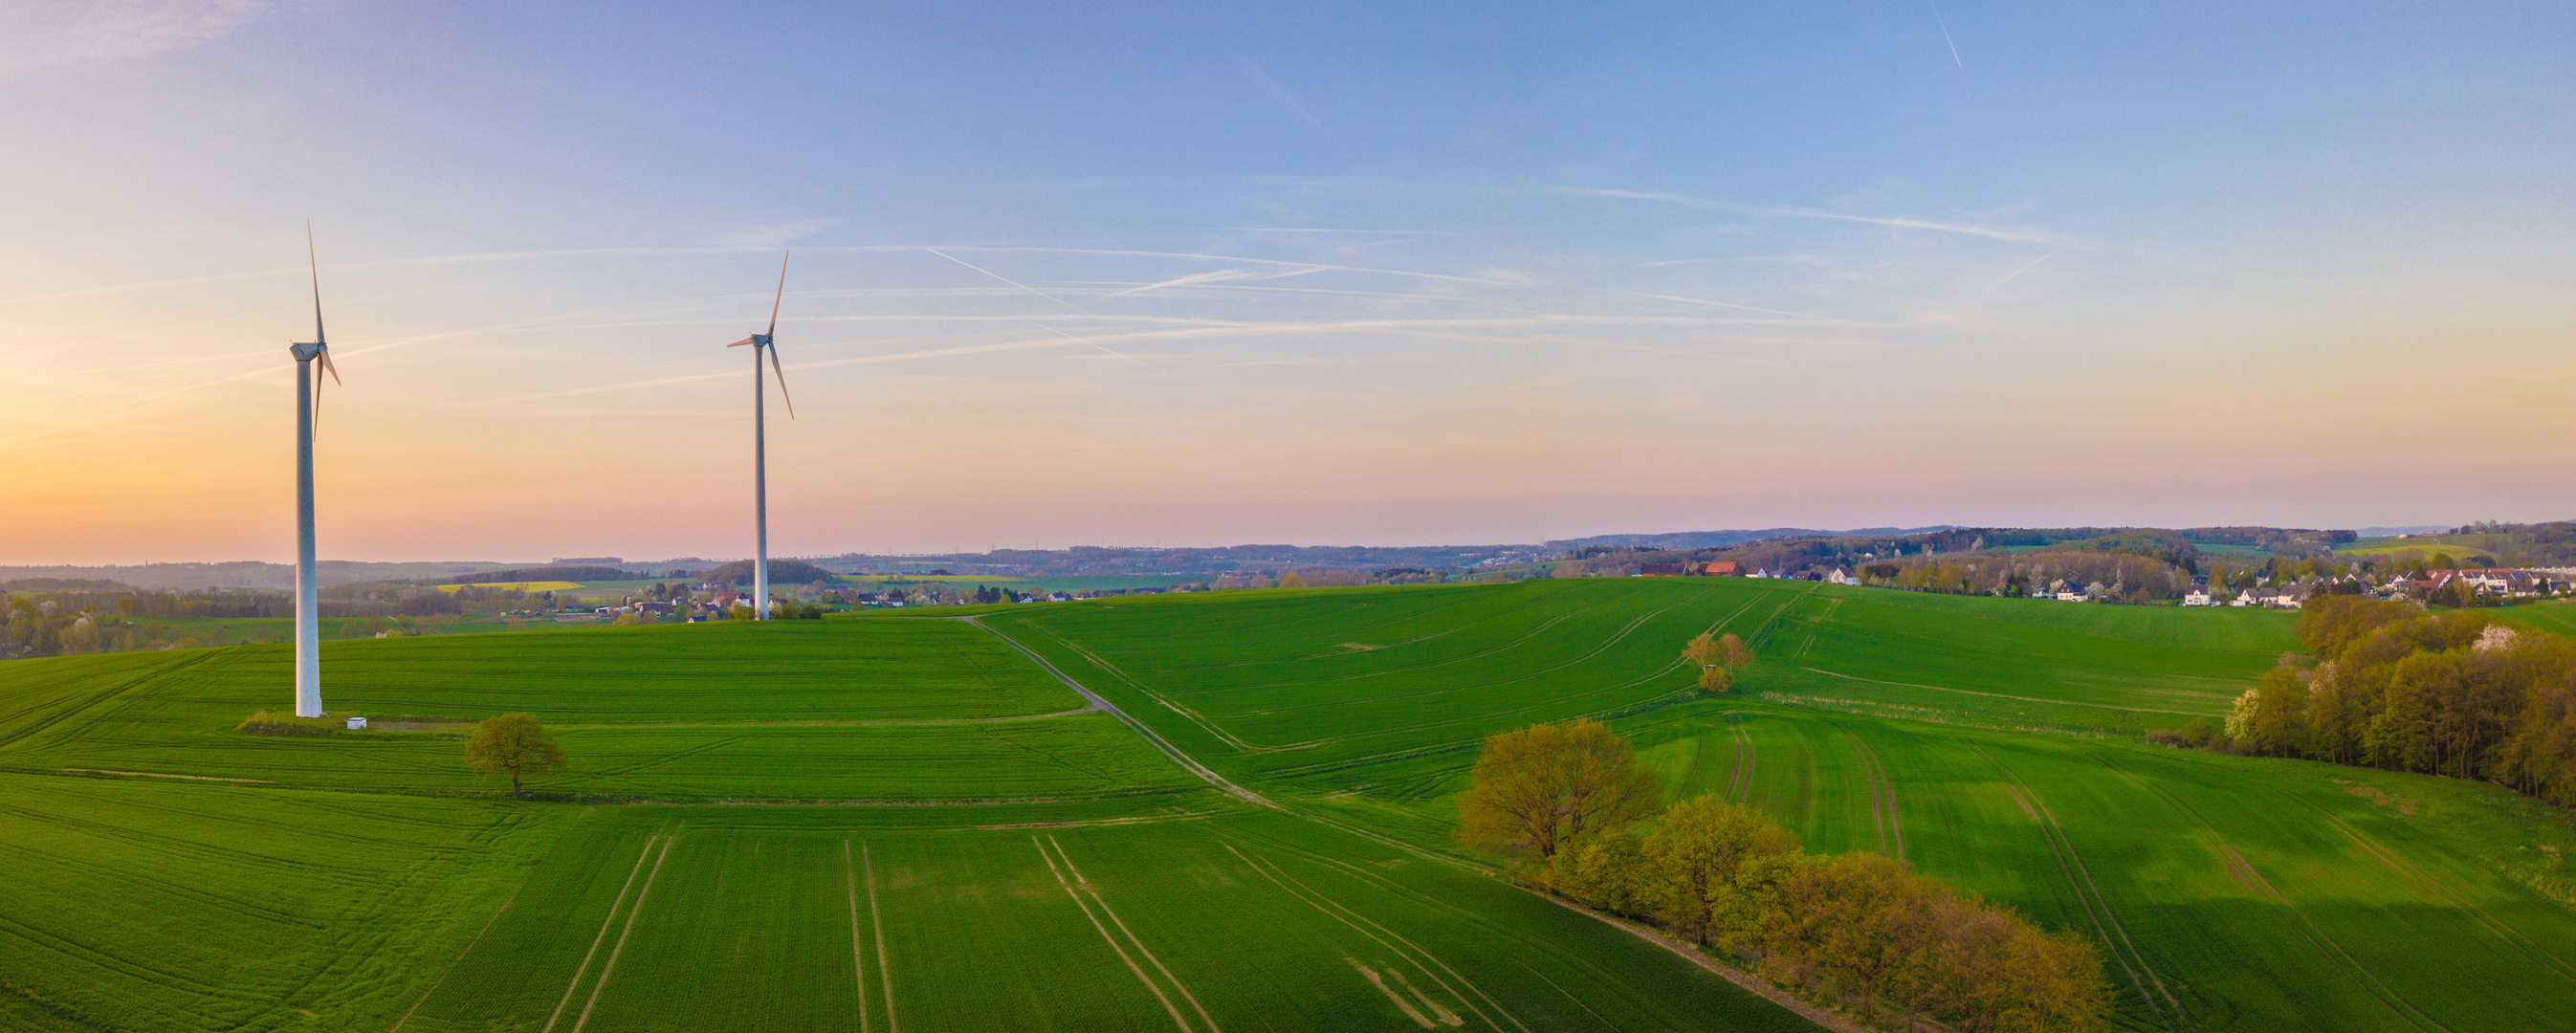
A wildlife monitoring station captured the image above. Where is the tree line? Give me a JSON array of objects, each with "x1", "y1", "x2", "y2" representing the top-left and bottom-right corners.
[
  {"x1": 2165, "y1": 595, "x2": 2576, "y2": 806},
  {"x1": 1455, "y1": 720, "x2": 2110, "y2": 1032}
]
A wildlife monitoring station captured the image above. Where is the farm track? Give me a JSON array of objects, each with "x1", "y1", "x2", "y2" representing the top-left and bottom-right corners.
[
  {"x1": 1971, "y1": 748, "x2": 2187, "y2": 1031},
  {"x1": 968, "y1": 618, "x2": 1273, "y2": 808}
]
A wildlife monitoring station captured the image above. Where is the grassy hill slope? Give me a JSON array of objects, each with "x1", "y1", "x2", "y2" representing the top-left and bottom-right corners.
[{"x1": 1, "y1": 579, "x2": 2571, "y2": 1031}]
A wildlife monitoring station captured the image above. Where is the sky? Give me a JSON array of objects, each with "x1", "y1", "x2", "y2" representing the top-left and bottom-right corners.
[{"x1": 2, "y1": 0, "x2": 2570, "y2": 564}]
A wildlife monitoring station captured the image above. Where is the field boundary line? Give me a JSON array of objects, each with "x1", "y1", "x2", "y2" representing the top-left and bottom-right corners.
[
  {"x1": 845, "y1": 842, "x2": 870, "y2": 1033},
  {"x1": 568, "y1": 832, "x2": 676, "y2": 1033},
  {"x1": 1050, "y1": 835, "x2": 1221, "y2": 1033},
  {"x1": 386, "y1": 888, "x2": 521, "y2": 1033},
  {"x1": 1802, "y1": 667, "x2": 2209, "y2": 716},
  {"x1": 1035, "y1": 835, "x2": 1196, "y2": 1032},
  {"x1": 866, "y1": 843, "x2": 897, "y2": 1033},
  {"x1": 1225, "y1": 844, "x2": 1527, "y2": 1033},
  {"x1": 1970, "y1": 748, "x2": 2184, "y2": 1030},
  {"x1": 968, "y1": 618, "x2": 1274, "y2": 808},
  {"x1": 542, "y1": 834, "x2": 660, "y2": 1033}
]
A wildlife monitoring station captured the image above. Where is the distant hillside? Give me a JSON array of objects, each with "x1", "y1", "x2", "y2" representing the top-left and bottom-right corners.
[
  {"x1": 702, "y1": 559, "x2": 837, "y2": 585},
  {"x1": 442, "y1": 565, "x2": 641, "y2": 585},
  {"x1": 1542, "y1": 527, "x2": 1958, "y2": 551}
]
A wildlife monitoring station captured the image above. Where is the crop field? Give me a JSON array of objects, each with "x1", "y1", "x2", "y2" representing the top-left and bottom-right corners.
[
  {"x1": 2, "y1": 577, "x2": 2572, "y2": 1031},
  {"x1": 434, "y1": 580, "x2": 584, "y2": 593},
  {"x1": 2499, "y1": 601, "x2": 2576, "y2": 638},
  {"x1": 1634, "y1": 705, "x2": 2576, "y2": 1032},
  {"x1": 394, "y1": 806, "x2": 1818, "y2": 1033}
]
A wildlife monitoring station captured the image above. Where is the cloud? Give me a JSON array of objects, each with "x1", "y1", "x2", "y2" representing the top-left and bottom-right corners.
[
  {"x1": 0, "y1": 0, "x2": 300, "y2": 74},
  {"x1": 714, "y1": 218, "x2": 840, "y2": 250},
  {"x1": 1529, "y1": 185, "x2": 2069, "y2": 246}
]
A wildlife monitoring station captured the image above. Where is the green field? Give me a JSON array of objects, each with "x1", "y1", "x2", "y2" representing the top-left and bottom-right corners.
[{"x1": 2, "y1": 579, "x2": 2572, "y2": 1031}]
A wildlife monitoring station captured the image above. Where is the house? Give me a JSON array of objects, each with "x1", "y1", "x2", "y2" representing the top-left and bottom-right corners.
[
  {"x1": 2182, "y1": 584, "x2": 2213, "y2": 606},
  {"x1": 2054, "y1": 584, "x2": 2084, "y2": 602},
  {"x1": 1696, "y1": 561, "x2": 1739, "y2": 576},
  {"x1": 1825, "y1": 567, "x2": 1858, "y2": 586}
]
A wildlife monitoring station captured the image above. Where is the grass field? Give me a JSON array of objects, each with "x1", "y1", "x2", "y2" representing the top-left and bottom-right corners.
[{"x1": 1, "y1": 578, "x2": 2572, "y2": 1031}]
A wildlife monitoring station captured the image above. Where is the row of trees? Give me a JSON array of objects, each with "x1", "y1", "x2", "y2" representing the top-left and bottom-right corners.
[
  {"x1": 1455, "y1": 720, "x2": 2109, "y2": 1032},
  {"x1": 2183, "y1": 596, "x2": 2576, "y2": 805}
]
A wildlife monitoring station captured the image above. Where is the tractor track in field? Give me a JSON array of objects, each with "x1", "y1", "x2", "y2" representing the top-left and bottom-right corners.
[
  {"x1": 844, "y1": 841, "x2": 898, "y2": 1033},
  {"x1": 1838, "y1": 728, "x2": 1904, "y2": 864},
  {"x1": 567, "y1": 831, "x2": 675, "y2": 1033},
  {"x1": 2308, "y1": 805, "x2": 2576, "y2": 984},
  {"x1": 1037, "y1": 835, "x2": 1217, "y2": 1033},
  {"x1": 2100, "y1": 761, "x2": 2455, "y2": 1033},
  {"x1": 1727, "y1": 719, "x2": 1756, "y2": 805},
  {"x1": 1799, "y1": 667, "x2": 2212, "y2": 716},
  {"x1": 0, "y1": 650, "x2": 223, "y2": 751},
  {"x1": 1225, "y1": 844, "x2": 1527, "y2": 1033},
  {"x1": 1971, "y1": 747, "x2": 2188, "y2": 1031},
  {"x1": 543, "y1": 833, "x2": 662, "y2": 1033},
  {"x1": 386, "y1": 888, "x2": 520, "y2": 1033}
]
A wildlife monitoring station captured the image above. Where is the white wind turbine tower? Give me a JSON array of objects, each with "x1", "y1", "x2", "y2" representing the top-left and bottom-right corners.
[
  {"x1": 288, "y1": 227, "x2": 342, "y2": 716},
  {"x1": 726, "y1": 253, "x2": 796, "y2": 620}
]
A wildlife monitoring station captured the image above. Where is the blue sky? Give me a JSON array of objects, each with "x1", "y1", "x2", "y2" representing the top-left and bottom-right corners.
[{"x1": 2, "y1": 1, "x2": 2569, "y2": 562}]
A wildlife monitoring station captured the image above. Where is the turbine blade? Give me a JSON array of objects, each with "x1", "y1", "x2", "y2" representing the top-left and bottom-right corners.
[
  {"x1": 318, "y1": 347, "x2": 342, "y2": 385},
  {"x1": 767, "y1": 345, "x2": 795, "y2": 419},
  {"x1": 726, "y1": 337, "x2": 757, "y2": 347},
  {"x1": 311, "y1": 363, "x2": 324, "y2": 441},
  {"x1": 306, "y1": 221, "x2": 325, "y2": 345},
  {"x1": 766, "y1": 250, "x2": 789, "y2": 338}
]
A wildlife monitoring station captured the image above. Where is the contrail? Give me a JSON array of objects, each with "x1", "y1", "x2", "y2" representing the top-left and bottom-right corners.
[
  {"x1": 1241, "y1": 60, "x2": 1335, "y2": 143},
  {"x1": 1930, "y1": 1, "x2": 1963, "y2": 67},
  {"x1": 923, "y1": 249, "x2": 1172, "y2": 373}
]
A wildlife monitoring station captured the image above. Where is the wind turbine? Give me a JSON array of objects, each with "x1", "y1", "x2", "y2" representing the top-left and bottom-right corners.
[
  {"x1": 727, "y1": 252, "x2": 795, "y2": 620},
  {"x1": 288, "y1": 226, "x2": 341, "y2": 716}
]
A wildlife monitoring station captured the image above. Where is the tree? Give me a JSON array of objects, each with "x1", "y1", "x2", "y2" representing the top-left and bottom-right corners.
[
  {"x1": 1721, "y1": 632, "x2": 1751, "y2": 671},
  {"x1": 1455, "y1": 719, "x2": 1661, "y2": 860},
  {"x1": 465, "y1": 714, "x2": 567, "y2": 797},
  {"x1": 1641, "y1": 794, "x2": 1802, "y2": 946},
  {"x1": 1684, "y1": 633, "x2": 1728, "y2": 692},
  {"x1": 1277, "y1": 572, "x2": 1306, "y2": 588}
]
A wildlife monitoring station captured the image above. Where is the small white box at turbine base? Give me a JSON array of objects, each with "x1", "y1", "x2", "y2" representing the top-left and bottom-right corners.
[{"x1": 345, "y1": 716, "x2": 367, "y2": 730}]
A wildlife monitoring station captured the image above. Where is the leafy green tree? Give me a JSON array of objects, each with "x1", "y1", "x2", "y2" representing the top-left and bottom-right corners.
[
  {"x1": 465, "y1": 714, "x2": 567, "y2": 797},
  {"x1": 1640, "y1": 794, "x2": 1802, "y2": 946},
  {"x1": 1455, "y1": 719, "x2": 1661, "y2": 860}
]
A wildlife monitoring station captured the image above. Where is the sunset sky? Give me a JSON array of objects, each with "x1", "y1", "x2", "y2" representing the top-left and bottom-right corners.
[{"x1": 3, "y1": 1, "x2": 2570, "y2": 564}]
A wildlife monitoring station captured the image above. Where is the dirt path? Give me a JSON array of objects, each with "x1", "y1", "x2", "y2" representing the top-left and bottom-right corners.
[
  {"x1": 865, "y1": 843, "x2": 897, "y2": 1033},
  {"x1": 967, "y1": 618, "x2": 1273, "y2": 808}
]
